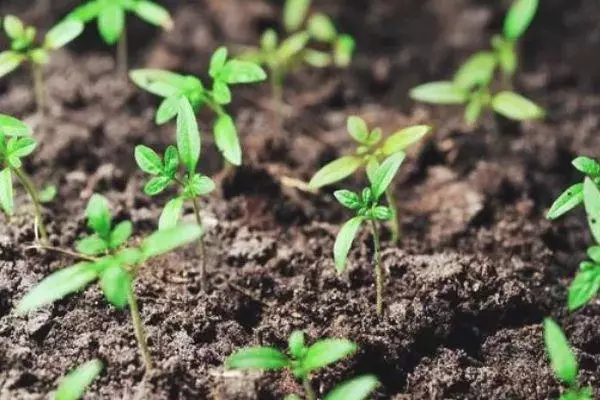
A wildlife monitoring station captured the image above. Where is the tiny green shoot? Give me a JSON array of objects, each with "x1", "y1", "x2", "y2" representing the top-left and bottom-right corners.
[
  {"x1": 226, "y1": 330, "x2": 358, "y2": 400},
  {"x1": 135, "y1": 97, "x2": 214, "y2": 289},
  {"x1": 310, "y1": 116, "x2": 430, "y2": 243},
  {"x1": 0, "y1": 15, "x2": 84, "y2": 117},
  {"x1": 333, "y1": 152, "x2": 406, "y2": 316},
  {"x1": 54, "y1": 359, "x2": 103, "y2": 400},
  {"x1": 17, "y1": 194, "x2": 202, "y2": 373},
  {"x1": 130, "y1": 47, "x2": 266, "y2": 166},
  {"x1": 67, "y1": 0, "x2": 173, "y2": 75},
  {"x1": 543, "y1": 318, "x2": 593, "y2": 400}
]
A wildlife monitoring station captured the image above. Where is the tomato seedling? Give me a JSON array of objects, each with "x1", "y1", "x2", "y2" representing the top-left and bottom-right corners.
[
  {"x1": 17, "y1": 194, "x2": 202, "y2": 373},
  {"x1": 54, "y1": 359, "x2": 103, "y2": 400},
  {"x1": 130, "y1": 47, "x2": 266, "y2": 166},
  {"x1": 333, "y1": 152, "x2": 405, "y2": 316},
  {"x1": 226, "y1": 330, "x2": 360, "y2": 400},
  {"x1": 309, "y1": 116, "x2": 430, "y2": 243},
  {"x1": 0, "y1": 15, "x2": 83, "y2": 117},
  {"x1": 67, "y1": 0, "x2": 173, "y2": 75}
]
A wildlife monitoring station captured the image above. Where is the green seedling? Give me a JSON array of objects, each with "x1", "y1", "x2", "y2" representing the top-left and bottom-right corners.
[
  {"x1": 409, "y1": 0, "x2": 544, "y2": 126},
  {"x1": 135, "y1": 97, "x2": 214, "y2": 289},
  {"x1": 284, "y1": 375, "x2": 379, "y2": 400},
  {"x1": 242, "y1": 0, "x2": 355, "y2": 125},
  {"x1": 0, "y1": 114, "x2": 56, "y2": 243},
  {"x1": 333, "y1": 152, "x2": 405, "y2": 316},
  {"x1": 67, "y1": 0, "x2": 173, "y2": 75},
  {"x1": 547, "y1": 157, "x2": 600, "y2": 220},
  {"x1": 54, "y1": 359, "x2": 103, "y2": 400},
  {"x1": 309, "y1": 116, "x2": 430, "y2": 243},
  {"x1": 130, "y1": 47, "x2": 266, "y2": 166},
  {"x1": 0, "y1": 15, "x2": 83, "y2": 117},
  {"x1": 16, "y1": 194, "x2": 202, "y2": 373},
  {"x1": 544, "y1": 318, "x2": 593, "y2": 400},
  {"x1": 226, "y1": 330, "x2": 358, "y2": 400}
]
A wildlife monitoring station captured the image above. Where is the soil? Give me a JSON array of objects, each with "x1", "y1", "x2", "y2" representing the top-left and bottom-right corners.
[{"x1": 1, "y1": 0, "x2": 600, "y2": 399}]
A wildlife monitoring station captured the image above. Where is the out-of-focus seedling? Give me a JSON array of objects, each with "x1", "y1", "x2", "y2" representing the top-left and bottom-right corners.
[
  {"x1": 284, "y1": 375, "x2": 379, "y2": 400},
  {"x1": 409, "y1": 0, "x2": 544, "y2": 126},
  {"x1": 130, "y1": 47, "x2": 266, "y2": 166},
  {"x1": 0, "y1": 114, "x2": 54, "y2": 243},
  {"x1": 226, "y1": 330, "x2": 358, "y2": 400},
  {"x1": 67, "y1": 0, "x2": 173, "y2": 75},
  {"x1": 0, "y1": 15, "x2": 83, "y2": 117},
  {"x1": 17, "y1": 194, "x2": 202, "y2": 373},
  {"x1": 242, "y1": 0, "x2": 355, "y2": 126},
  {"x1": 54, "y1": 359, "x2": 103, "y2": 400},
  {"x1": 544, "y1": 318, "x2": 593, "y2": 400},
  {"x1": 333, "y1": 153, "x2": 405, "y2": 316},
  {"x1": 135, "y1": 98, "x2": 215, "y2": 289},
  {"x1": 309, "y1": 116, "x2": 430, "y2": 243}
]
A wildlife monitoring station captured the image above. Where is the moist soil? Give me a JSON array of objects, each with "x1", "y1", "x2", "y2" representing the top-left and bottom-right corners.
[{"x1": 1, "y1": 0, "x2": 600, "y2": 399}]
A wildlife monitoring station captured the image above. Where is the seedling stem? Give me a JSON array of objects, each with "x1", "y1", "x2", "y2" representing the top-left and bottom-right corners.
[
  {"x1": 32, "y1": 63, "x2": 46, "y2": 118},
  {"x1": 118, "y1": 28, "x2": 128, "y2": 78},
  {"x1": 369, "y1": 219, "x2": 383, "y2": 317},
  {"x1": 191, "y1": 196, "x2": 207, "y2": 289},
  {"x1": 303, "y1": 378, "x2": 317, "y2": 400},
  {"x1": 13, "y1": 167, "x2": 48, "y2": 243},
  {"x1": 128, "y1": 285, "x2": 153, "y2": 372}
]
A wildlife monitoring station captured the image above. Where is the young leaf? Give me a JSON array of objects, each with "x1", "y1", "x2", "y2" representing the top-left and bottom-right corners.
[
  {"x1": 277, "y1": 32, "x2": 311, "y2": 61},
  {"x1": 132, "y1": 1, "x2": 173, "y2": 29},
  {"x1": 86, "y1": 194, "x2": 112, "y2": 238},
  {"x1": 464, "y1": 97, "x2": 485, "y2": 125},
  {"x1": 135, "y1": 145, "x2": 163, "y2": 175},
  {"x1": 0, "y1": 114, "x2": 30, "y2": 136},
  {"x1": 141, "y1": 224, "x2": 202, "y2": 259},
  {"x1": 39, "y1": 185, "x2": 57, "y2": 203},
  {"x1": 583, "y1": 178, "x2": 600, "y2": 244},
  {"x1": 187, "y1": 174, "x2": 216, "y2": 197},
  {"x1": 284, "y1": 0, "x2": 311, "y2": 32},
  {"x1": 304, "y1": 49, "x2": 332, "y2": 67},
  {"x1": 546, "y1": 183, "x2": 584, "y2": 220},
  {"x1": 16, "y1": 263, "x2": 99, "y2": 314},
  {"x1": 209, "y1": 47, "x2": 228, "y2": 78},
  {"x1": 491, "y1": 91, "x2": 545, "y2": 121},
  {"x1": 76, "y1": 235, "x2": 109, "y2": 256},
  {"x1": 0, "y1": 51, "x2": 24, "y2": 78},
  {"x1": 334, "y1": 190, "x2": 361, "y2": 209},
  {"x1": 220, "y1": 60, "x2": 267, "y2": 84},
  {"x1": 4, "y1": 15, "x2": 24, "y2": 39},
  {"x1": 0, "y1": 168, "x2": 14, "y2": 216},
  {"x1": 369, "y1": 152, "x2": 406, "y2": 200},
  {"x1": 588, "y1": 246, "x2": 600, "y2": 264},
  {"x1": 334, "y1": 216, "x2": 364, "y2": 273},
  {"x1": 158, "y1": 196, "x2": 184, "y2": 231},
  {"x1": 214, "y1": 114, "x2": 242, "y2": 166},
  {"x1": 307, "y1": 13, "x2": 337, "y2": 42},
  {"x1": 333, "y1": 34, "x2": 355, "y2": 67},
  {"x1": 54, "y1": 359, "x2": 103, "y2": 400},
  {"x1": 382, "y1": 125, "x2": 431, "y2": 155},
  {"x1": 8, "y1": 137, "x2": 37, "y2": 159},
  {"x1": 347, "y1": 116, "x2": 369, "y2": 144},
  {"x1": 371, "y1": 206, "x2": 392, "y2": 221},
  {"x1": 492, "y1": 35, "x2": 517, "y2": 77},
  {"x1": 44, "y1": 20, "x2": 84, "y2": 50},
  {"x1": 156, "y1": 95, "x2": 182, "y2": 124},
  {"x1": 109, "y1": 221, "x2": 133, "y2": 249},
  {"x1": 410, "y1": 82, "x2": 468, "y2": 105},
  {"x1": 226, "y1": 347, "x2": 290, "y2": 370},
  {"x1": 98, "y1": 3, "x2": 125, "y2": 45},
  {"x1": 504, "y1": 0, "x2": 539, "y2": 41},
  {"x1": 177, "y1": 98, "x2": 201, "y2": 172},
  {"x1": 100, "y1": 264, "x2": 131, "y2": 309},
  {"x1": 568, "y1": 268, "x2": 600, "y2": 311},
  {"x1": 163, "y1": 145, "x2": 179, "y2": 176},
  {"x1": 572, "y1": 156, "x2": 600, "y2": 177},
  {"x1": 543, "y1": 318, "x2": 578, "y2": 386},
  {"x1": 302, "y1": 339, "x2": 357, "y2": 373},
  {"x1": 67, "y1": 1, "x2": 102, "y2": 23},
  {"x1": 144, "y1": 176, "x2": 172, "y2": 196},
  {"x1": 212, "y1": 80, "x2": 232, "y2": 105},
  {"x1": 309, "y1": 156, "x2": 363, "y2": 189},
  {"x1": 288, "y1": 331, "x2": 306, "y2": 359},
  {"x1": 324, "y1": 375, "x2": 379, "y2": 400},
  {"x1": 453, "y1": 52, "x2": 497, "y2": 90},
  {"x1": 129, "y1": 69, "x2": 189, "y2": 98}
]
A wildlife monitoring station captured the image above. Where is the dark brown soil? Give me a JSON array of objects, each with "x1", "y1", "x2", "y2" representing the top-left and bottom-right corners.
[{"x1": 1, "y1": 0, "x2": 600, "y2": 399}]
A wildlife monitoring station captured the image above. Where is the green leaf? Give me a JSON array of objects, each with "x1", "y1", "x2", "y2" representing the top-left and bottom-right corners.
[
  {"x1": 4, "y1": 15, "x2": 24, "y2": 39},
  {"x1": 491, "y1": 91, "x2": 545, "y2": 121},
  {"x1": 334, "y1": 216, "x2": 364, "y2": 273},
  {"x1": 209, "y1": 47, "x2": 228, "y2": 78},
  {"x1": 0, "y1": 168, "x2": 14, "y2": 216},
  {"x1": 135, "y1": 145, "x2": 163, "y2": 175},
  {"x1": 226, "y1": 347, "x2": 290, "y2": 370},
  {"x1": 7, "y1": 136, "x2": 37, "y2": 159},
  {"x1": 177, "y1": 97, "x2": 201, "y2": 172},
  {"x1": 453, "y1": 52, "x2": 497, "y2": 91},
  {"x1": 109, "y1": 221, "x2": 133, "y2": 249},
  {"x1": 212, "y1": 80, "x2": 232, "y2": 105},
  {"x1": 546, "y1": 183, "x2": 584, "y2": 220},
  {"x1": 587, "y1": 246, "x2": 600, "y2": 264},
  {"x1": 464, "y1": 97, "x2": 485, "y2": 125},
  {"x1": 132, "y1": 1, "x2": 173, "y2": 29},
  {"x1": 163, "y1": 145, "x2": 179, "y2": 176},
  {"x1": 584, "y1": 178, "x2": 600, "y2": 244},
  {"x1": 303, "y1": 49, "x2": 332, "y2": 68},
  {"x1": 44, "y1": 20, "x2": 84, "y2": 49},
  {"x1": 187, "y1": 174, "x2": 216, "y2": 197},
  {"x1": 98, "y1": 4, "x2": 125, "y2": 45},
  {"x1": 347, "y1": 116, "x2": 369, "y2": 144},
  {"x1": 568, "y1": 268, "x2": 600, "y2": 311},
  {"x1": 409, "y1": 82, "x2": 468, "y2": 105},
  {"x1": 277, "y1": 32, "x2": 310, "y2": 62},
  {"x1": 54, "y1": 359, "x2": 103, "y2": 400},
  {"x1": 116, "y1": 248, "x2": 143, "y2": 266},
  {"x1": 371, "y1": 206, "x2": 392, "y2": 221},
  {"x1": 302, "y1": 339, "x2": 357, "y2": 373},
  {"x1": 288, "y1": 331, "x2": 306, "y2": 359},
  {"x1": 369, "y1": 152, "x2": 406, "y2": 200},
  {"x1": 76, "y1": 235, "x2": 109, "y2": 256},
  {"x1": 129, "y1": 69, "x2": 190, "y2": 98},
  {"x1": 141, "y1": 224, "x2": 203, "y2": 259},
  {"x1": 543, "y1": 318, "x2": 578, "y2": 386},
  {"x1": 156, "y1": 95, "x2": 182, "y2": 124},
  {"x1": 0, "y1": 51, "x2": 24, "y2": 78},
  {"x1": 333, "y1": 34, "x2": 355, "y2": 67},
  {"x1": 100, "y1": 264, "x2": 131, "y2": 308},
  {"x1": 284, "y1": 0, "x2": 311, "y2": 32},
  {"x1": 86, "y1": 194, "x2": 112, "y2": 238},
  {"x1": 334, "y1": 190, "x2": 361, "y2": 210},
  {"x1": 144, "y1": 176, "x2": 172, "y2": 196},
  {"x1": 573, "y1": 156, "x2": 600, "y2": 177},
  {"x1": 261, "y1": 29, "x2": 278, "y2": 52},
  {"x1": 67, "y1": 1, "x2": 102, "y2": 23},
  {"x1": 214, "y1": 114, "x2": 242, "y2": 166},
  {"x1": 16, "y1": 263, "x2": 99, "y2": 314},
  {"x1": 307, "y1": 13, "x2": 337, "y2": 42},
  {"x1": 30, "y1": 49, "x2": 50, "y2": 65},
  {"x1": 39, "y1": 185, "x2": 57, "y2": 203},
  {"x1": 158, "y1": 196, "x2": 184, "y2": 231},
  {"x1": 220, "y1": 60, "x2": 267, "y2": 84},
  {"x1": 504, "y1": 0, "x2": 539, "y2": 41},
  {"x1": 492, "y1": 35, "x2": 517, "y2": 77},
  {"x1": 309, "y1": 156, "x2": 363, "y2": 189},
  {"x1": 0, "y1": 114, "x2": 30, "y2": 136},
  {"x1": 324, "y1": 375, "x2": 379, "y2": 400},
  {"x1": 382, "y1": 125, "x2": 431, "y2": 155}
]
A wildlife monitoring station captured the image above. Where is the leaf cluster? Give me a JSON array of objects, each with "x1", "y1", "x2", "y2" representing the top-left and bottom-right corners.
[
  {"x1": 67, "y1": 0, "x2": 173, "y2": 45},
  {"x1": 130, "y1": 47, "x2": 266, "y2": 165},
  {"x1": 0, "y1": 15, "x2": 83, "y2": 78}
]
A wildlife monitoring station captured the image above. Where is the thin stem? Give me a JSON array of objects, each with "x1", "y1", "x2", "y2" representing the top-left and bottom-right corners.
[
  {"x1": 117, "y1": 28, "x2": 128, "y2": 78},
  {"x1": 12, "y1": 167, "x2": 48, "y2": 244},
  {"x1": 370, "y1": 219, "x2": 383, "y2": 317},
  {"x1": 191, "y1": 197, "x2": 207, "y2": 290},
  {"x1": 26, "y1": 244, "x2": 98, "y2": 262},
  {"x1": 128, "y1": 284, "x2": 153, "y2": 373},
  {"x1": 302, "y1": 378, "x2": 317, "y2": 400},
  {"x1": 270, "y1": 68, "x2": 284, "y2": 134},
  {"x1": 385, "y1": 187, "x2": 401, "y2": 244},
  {"x1": 32, "y1": 63, "x2": 45, "y2": 119}
]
